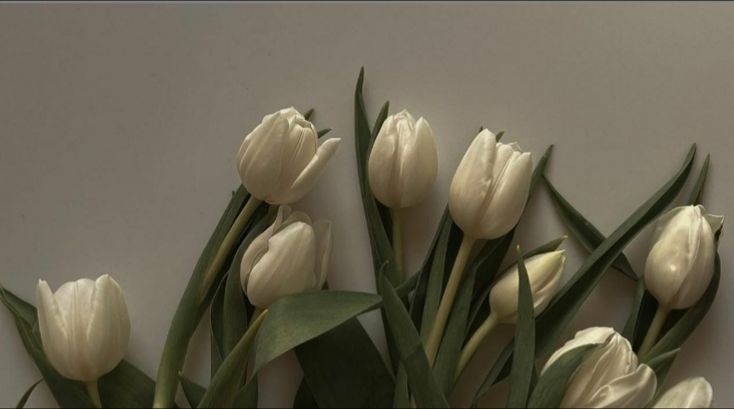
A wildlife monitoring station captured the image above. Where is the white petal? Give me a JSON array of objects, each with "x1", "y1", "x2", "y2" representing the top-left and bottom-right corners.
[
  {"x1": 85, "y1": 275, "x2": 130, "y2": 380},
  {"x1": 240, "y1": 205, "x2": 291, "y2": 291},
  {"x1": 275, "y1": 118, "x2": 318, "y2": 197},
  {"x1": 396, "y1": 117, "x2": 438, "y2": 208},
  {"x1": 653, "y1": 377, "x2": 713, "y2": 408},
  {"x1": 312, "y1": 219, "x2": 333, "y2": 289},
  {"x1": 53, "y1": 279, "x2": 97, "y2": 381},
  {"x1": 477, "y1": 151, "x2": 532, "y2": 239},
  {"x1": 543, "y1": 327, "x2": 616, "y2": 373},
  {"x1": 582, "y1": 364, "x2": 657, "y2": 408},
  {"x1": 238, "y1": 113, "x2": 289, "y2": 201},
  {"x1": 36, "y1": 280, "x2": 73, "y2": 380},
  {"x1": 271, "y1": 138, "x2": 341, "y2": 204},
  {"x1": 368, "y1": 121, "x2": 401, "y2": 207}
]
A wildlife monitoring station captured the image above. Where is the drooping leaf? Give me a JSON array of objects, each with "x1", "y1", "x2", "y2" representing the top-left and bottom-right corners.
[
  {"x1": 377, "y1": 273, "x2": 449, "y2": 408},
  {"x1": 544, "y1": 176, "x2": 638, "y2": 281},
  {"x1": 296, "y1": 318, "x2": 393, "y2": 408},
  {"x1": 179, "y1": 375, "x2": 205, "y2": 408},
  {"x1": 474, "y1": 145, "x2": 696, "y2": 403},
  {"x1": 526, "y1": 345, "x2": 596, "y2": 408},
  {"x1": 15, "y1": 379, "x2": 42, "y2": 409},
  {"x1": 507, "y1": 249, "x2": 536, "y2": 408},
  {"x1": 253, "y1": 291, "x2": 382, "y2": 373}
]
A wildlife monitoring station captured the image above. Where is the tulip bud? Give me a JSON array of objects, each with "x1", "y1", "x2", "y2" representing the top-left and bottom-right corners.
[
  {"x1": 241, "y1": 205, "x2": 332, "y2": 307},
  {"x1": 367, "y1": 110, "x2": 438, "y2": 208},
  {"x1": 489, "y1": 250, "x2": 565, "y2": 323},
  {"x1": 36, "y1": 275, "x2": 130, "y2": 382},
  {"x1": 449, "y1": 129, "x2": 532, "y2": 239},
  {"x1": 543, "y1": 327, "x2": 657, "y2": 408},
  {"x1": 236, "y1": 107, "x2": 341, "y2": 205},
  {"x1": 644, "y1": 205, "x2": 724, "y2": 310},
  {"x1": 653, "y1": 377, "x2": 713, "y2": 408}
]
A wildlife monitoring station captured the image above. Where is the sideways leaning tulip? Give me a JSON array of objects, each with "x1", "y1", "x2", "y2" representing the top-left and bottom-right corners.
[
  {"x1": 456, "y1": 250, "x2": 566, "y2": 378},
  {"x1": 449, "y1": 129, "x2": 533, "y2": 240},
  {"x1": 543, "y1": 327, "x2": 657, "y2": 408},
  {"x1": 37, "y1": 275, "x2": 130, "y2": 407},
  {"x1": 367, "y1": 110, "x2": 438, "y2": 208},
  {"x1": 652, "y1": 377, "x2": 713, "y2": 408},
  {"x1": 639, "y1": 205, "x2": 723, "y2": 356},
  {"x1": 241, "y1": 205, "x2": 332, "y2": 307},
  {"x1": 237, "y1": 107, "x2": 341, "y2": 204}
]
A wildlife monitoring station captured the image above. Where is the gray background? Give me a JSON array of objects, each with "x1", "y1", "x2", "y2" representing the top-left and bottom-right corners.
[{"x1": 1, "y1": 3, "x2": 733, "y2": 407}]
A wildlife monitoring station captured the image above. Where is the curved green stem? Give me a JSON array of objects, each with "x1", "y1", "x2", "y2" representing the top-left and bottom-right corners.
[
  {"x1": 85, "y1": 380, "x2": 102, "y2": 409},
  {"x1": 639, "y1": 306, "x2": 670, "y2": 358},
  {"x1": 456, "y1": 313, "x2": 499, "y2": 380},
  {"x1": 424, "y1": 235, "x2": 476, "y2": 365},
  {"x1": 391, "y1": 208, "x2": 404, "y2": 282}
]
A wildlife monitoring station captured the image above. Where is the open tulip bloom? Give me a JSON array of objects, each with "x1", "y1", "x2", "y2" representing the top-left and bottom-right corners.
[{"x1": 1, "y1": 70, "x2": 725, "y2": 409}]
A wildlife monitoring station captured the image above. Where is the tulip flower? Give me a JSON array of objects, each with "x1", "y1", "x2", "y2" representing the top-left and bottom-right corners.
[
  {"x1": 36, "y1": 275, "x2": 130, "y2": 407},
  {"x1": 639, "y1": 205, "x2": 723, "y2": 356},
  {"x1": 367, "y1": 110, "x2": 438, "y2": 209},
  {"x1": 237, "y1": 107, "x2": 341, "y2": 205},
  {"x1": 652, "y1": 377, "x2": 713, "y2": 408},
  {"x1": 456, "y1": 250, "x2": 566, "y2": 378},
  {"x1": 449, "y1": 129, "x2": 533, "y2": 240},
  {"x1": 542, "y1": 327, "x2": 657, "y2": 408},
  {"x1": 426, "y1": 129, "x2": 533, "y2": 365},
  {"x1": 241, "y1": 205, "x2": 332, "y2": 307}
]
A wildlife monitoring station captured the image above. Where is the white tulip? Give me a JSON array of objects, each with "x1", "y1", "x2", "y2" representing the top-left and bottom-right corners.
[
  {"x1": 36, "y1": 275, "x2": 130, "y2": 382},
  {"x1": 653, "y1": 377, "x2": 713, "y2": 408},
  {"x1": 236, "y1": 107, "x2": 341, "y2": 204},
  {"x1": 489, "y1": 250, "x2": 566, "y2": 323},
  {"x1": 367, "y1": 110, "x2": 438, "y2": 208},
  {"x1": 543, "y1": 327, "x2": 657, "y2": 408},
  {"x1": 644, "y1": 205, "x2": 723, "y2": 310},
  {"x1": 449, "y1": 129, "x2": 532, "y2": 239},
  {"x1": 240, "y1": 205, "x2": 331, "y2": 307}
]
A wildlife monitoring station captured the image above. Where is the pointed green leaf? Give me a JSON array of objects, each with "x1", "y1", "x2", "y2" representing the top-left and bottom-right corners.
[
  {"x1": 507, "y1": 249, "x2": 536, "y2": 408},
  {"x1": 179, "y1": 375, "x2": 205, "y2": 408},
  {"x1": 688, "y1": 154, "x2": 710, "y2": 205},
  {"x1": 526, "y1": 345, "x2": 596, "y2": 408},
  {"x1": 16, "y1": 379, "x2": 42, "y2": 409},
  {"x1": 317, "y1": 128, "x2": 332, "y2": 138},
  {"x1": 303, "y1": 108, "x2": 315, "y2": 121}
]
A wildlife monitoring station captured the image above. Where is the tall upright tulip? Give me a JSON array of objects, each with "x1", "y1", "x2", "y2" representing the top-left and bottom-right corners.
[
  {"x1": 543, "y1": 327, "x2": 657, "y2": 408},
  {"x1": 37, "y1": 275, "x2": 130, "y2": 407},
  {"x1": 425, "y1": 129, "x2": 533, "y2": 364},
  {"x1": 367, "y1": 109, "x2": 438, "y2": 278},
  {"x1": 639, "y1": 205, "x2": 723, "y2": 356},
  {"x1": 457, "y1": 250, "x2": 566, "y2": 378},
  {"x1": 237, "y1": 107, "x2": 341, "y2": 205},
  {"x1": 652, "y1": 377, "x2": 713, "y2": 408},
  {"x1": 240, "y1": 205, "x2": 332, "y2": 307}
]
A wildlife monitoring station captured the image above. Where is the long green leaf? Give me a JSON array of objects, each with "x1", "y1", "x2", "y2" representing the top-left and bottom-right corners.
[
  {"x1": 293, "y1": 380, "x2": 318, "y2": 409},
  {"x1": 16, "y1": 379, "x2": 43, "y2": 409},
  {"x1": 544, "y1": 176, "x2": 638, "y2": 281},
  {"x1": 688, "y1": 154, "x2": 710, "y2": 205},
  {"x1": 233, "y1": 378, "x2": 258, "y2": 408},
  {"x1": 526, "y1": 345, "x2": 596, "y2": 408},
  {"x1": 296, "y1": 318, "x2": 393, "y2": 408},
  {"x1": 377, "y1": 273, "x2": 449, "y2": 408},
  {"x1": 474, "y1": 145, "x2": 696, "y2": 403},
  {"x1": 179, "y1": 375, "x2": 205, "y2": 408},
  {"x1": 507, "y1": 249, "x2": 536, "y2": 408},
  {"x1": 419, "y1": 214, "x2": 454, "y2": 339},
  {"x1": 253, "y1": 291, "x2": 382, "y2": 373}
]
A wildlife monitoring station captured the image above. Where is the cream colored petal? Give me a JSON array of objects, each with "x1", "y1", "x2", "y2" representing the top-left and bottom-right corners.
[
  {"x1": 36, "y1": 280, "x2": 74, "y2": 380},
  {"x1": 705, "y1": 213, "x2": 724, "y2": 234},
  {"x1": 272, "y1": 138, "x2": 341, "y2": 204},
  {"x1": 85, "y1": 275, "x2": 130, "y2": 380},
  {"x1": 312, "y1": 219, "x2": 333, "y2": 289},
  {"x1": 653, "y1": 377, "x2": 713, "y2": 408},
  {"x1": 583, "y1": 364, "x2": 657, "y2": 408},
  {"x1": 240, "y1": 205, "x2": 291, "y2": 291},
  {"x1": 449, "y1": 129, "x2": 497, "y2": 238},
  {"x1": 276, "y1": 118, "x2": 318, "y2": 195},
  {"x1": 238, "y1": 113, "x2": 289, "y2": 201},
  {"x1": 543, "y1": 327, "x2": 616, "y2": 373},
  {"x1": 477, "y1": 151, "x2": 532, "y2": 239},
  {"x1": 396, "y1": 117, "x2": 438, "y2": 208},
  {"x1": 53, "y1": 279, "x2": 97, "y2": 381},
  {"x1": 236, "y1": 112, "x2": 278, "y2": 165},
  {"x1": 368, "y1": 125, "x2": 401, "y2": 207}
]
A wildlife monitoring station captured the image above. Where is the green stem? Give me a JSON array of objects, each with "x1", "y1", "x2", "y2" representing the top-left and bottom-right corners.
[
  {"x1": 639, "y1": 306, "x2": 670, "y2": 358},
  {"x1": 198, "y1": 309, "x2": 268, "y2": 408},
  {"x1": 455, "y1": 313, "x2": 499, "y2": 380},
  {"x1": 391, "y1": 208, "x2": 404, "y2": 282},
  {"x1": 424, "y1": 235, "x2": 476, "y2": 365},
  {"x1": 153, "y1": 196, "x2": 262, "y2": 408},
  {"x1": 85, "y1": 380, "x2": 102, "y2": 409}
]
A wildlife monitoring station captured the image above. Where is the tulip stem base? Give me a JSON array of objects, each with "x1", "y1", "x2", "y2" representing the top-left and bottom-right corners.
[
  {"x1": 85, "y1": 380, "x2": 102, "y2": 408},
  {"x1": 390, "y1": 208, "x2": 405, "y2": 281},
  {"x1": 424, "y1": 235, "x2": 476, "y2": 365},
  {"x1": 456, "y1": 313, "x2": 499, "y2": 380},
  {"x1": 639, "y1": 306, "x2": 670, "y2": 358}
]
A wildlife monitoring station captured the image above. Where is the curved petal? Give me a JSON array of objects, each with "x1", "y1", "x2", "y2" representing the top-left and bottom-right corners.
[
  {"x1": 238, "y1": 113, "x2": 289, "y2": 201},
  {"x1": 276, "y1": 118, "x2": 318, "y2": 196},
  {"x1": 653, "y1": 377, "x2": 713, "y2": 408},
  {"x1": 543, "y1": 327, "x2": 616, "y2": 373},
  {"x1": 368, "y1": 120, "x2": 401, "y2": 207},
  {"x1": 240, "y1": 205, "x2": 292, "y2": 291},
  {"x1": 53, "y1": 279, "x2": 97, "y2": 381},
  {"x1": 85, "y1": 275, "x2": 130, "y2": 380},
  {"x1": 582, "y1": 364, "x2": 656, "y2": 408},
  {"x1": 477, "y1": 151, "x2": 532, "y2": 239},
  {"x1": 36, "y1": 280, "x2": 73, "y2": 380},
  {"x1": 271, "y1": 138, "x2": 341, "y2": 204},
  {"x1": 396, "y1": 117, "x2": 438, "y2": 208}
]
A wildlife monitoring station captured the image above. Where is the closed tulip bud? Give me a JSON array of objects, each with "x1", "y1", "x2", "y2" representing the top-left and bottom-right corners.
[
  {"x1": 36, "y1": 275, "x2": 130, "y2": 382},
  {"x1": 489, "y1": 250, "x2": 565, "y2": 323},
  {"x1": 644, "y1": 205, "x2": 723, "y2": 310},
  {"x1": 543, "y1": 327, "x2": 657, "y2": 408},
  {"x1": 236, "y1": 107, "x2": 341, "y2": 204},
  {"x1": 653, "y1": 377, "x2": 713, "y2": 408},
  {"x1": 367, "y1": 110, "x2": 438, "y2": 208},
  {"x1": 241, "y1": 205, "x2": 332, "y2": 307},
  {"x1": 449, "y1": 129, "x2": 532, "y2": 239}
]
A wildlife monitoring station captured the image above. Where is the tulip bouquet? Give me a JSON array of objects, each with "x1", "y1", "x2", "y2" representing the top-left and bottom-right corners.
[{"x1": 1, "y1": 68, "x2": 724, "y2": 409}]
